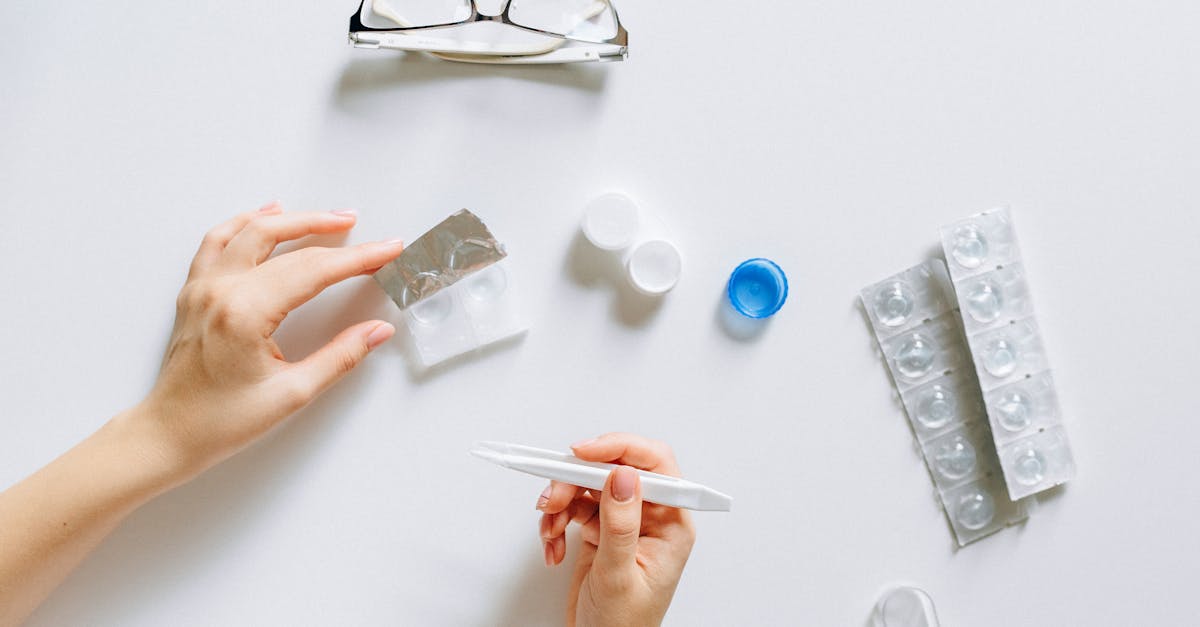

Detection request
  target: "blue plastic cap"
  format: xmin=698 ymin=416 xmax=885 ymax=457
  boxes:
xmin=727 ymin=258 xmax=788 ymax=319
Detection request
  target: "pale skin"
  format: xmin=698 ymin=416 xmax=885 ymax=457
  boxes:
xmin=537 ymin=434 xmax=697 ymax=627
xmin=0 ymin=204 xmax=697 ymax=626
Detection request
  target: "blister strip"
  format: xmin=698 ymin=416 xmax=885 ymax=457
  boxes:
xmin=862 ymin=260 xmax=1030 ymax=546
xmin=375 ymin=211 xmax=525 ymax=368
xmin=940 ymin=209 xmax=1076 ymax=500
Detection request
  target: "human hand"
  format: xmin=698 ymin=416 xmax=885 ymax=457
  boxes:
xmin=537 ymin=433 xmax=697 ymax=627
xmin=127 ymin=202 xmax=405 ymax=485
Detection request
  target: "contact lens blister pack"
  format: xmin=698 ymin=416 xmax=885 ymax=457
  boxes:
xmin=374 ymin=210 xmax=526 ymax=368
xmin=940 ymin=209 xmax=1076 ymax=500
xmin=862 ymin=260 xmax=1030 ymax=546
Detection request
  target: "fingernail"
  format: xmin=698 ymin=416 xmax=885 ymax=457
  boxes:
xmin=536 ymin=484 xmax=552 ymax=510
xmin=383 ymin=238 xmax=404 ymax=247
xmin=365 ymin=322 xmax=395 ymax=349
xmin=612 ymin=466 xmax=637 ymax=503
xmin=542 ymin=541 xmax=554 ymax=567
xmin=258 ymin=201 xmax=281 ymax=214
xmin=331 ymin=209 xmax=357 ymax=217
xmin=571 ymin=438 xmax=598 ymax=449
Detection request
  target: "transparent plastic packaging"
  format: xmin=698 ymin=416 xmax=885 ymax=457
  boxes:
xmin=941 ymin=208 xmax=1076 ymax=500
xmin=872 ymin=586 xmax=940 ymax=627
xmin=879 ymin=315 xmax=969 ymax=391
xmin=862 ymin=260 xmax=1029 ymax=546
xmin=375 ymin=211 xmax=526 ymax=368
xmin=967 ymin=319 xmax=1051 ymax=390
xmin=400 ymin=260 xmax=525 ymax=367
xmin=984 ymin=371 xmax=1062 ymax=444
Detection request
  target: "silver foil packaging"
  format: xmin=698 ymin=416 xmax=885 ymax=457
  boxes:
xmin=374 ymin=209 xmax=507 ymax=309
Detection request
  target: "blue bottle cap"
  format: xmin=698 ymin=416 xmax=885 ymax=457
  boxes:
xmin=727 ymin=258 xmax=788 ymax=318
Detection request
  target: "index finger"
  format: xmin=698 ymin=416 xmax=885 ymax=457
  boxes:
xmin=189 ymin=202 xmax=282 ymax=278
xmin=569 ymin=433 xmax=682 ymax=477
xmin=252 ymin=238 xmax=406 ymax=315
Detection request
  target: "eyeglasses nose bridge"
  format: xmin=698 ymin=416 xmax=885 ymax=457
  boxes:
xmin=471 ymin=0 xmax=514 ymax=19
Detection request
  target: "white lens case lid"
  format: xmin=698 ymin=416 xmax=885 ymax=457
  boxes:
xmin=581 ymin=192 xmax=682 ymax=295
xmin=627 ymin=239 xmax=682 ymax=295
xmin=582 ymin=193 xmax=641 ymax=250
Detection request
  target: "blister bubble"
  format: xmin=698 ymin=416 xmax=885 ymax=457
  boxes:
xmin=965 ymin=280 xmax=1004 ymax=323
xmin=951 ymin=225 xmax=989 ymax=269
xmin=1013 ymin=446 xmax=1047 ymax=486
xmin=409 ymin=290 xmax=453 ymax=326
xmin=893 ymin=334 xmax=936 ymax=379
xmin=916 ymin=385 xmax=957 ymax=429
xmin=873 ymin=281 xmax=915 ymax=327
xmin=956 ymin=488 xmax=996 ymax=530
xmin=996 ymin=390 xmax=1032 ymax=431
xmin=982 ymin=338 xmax=1018 ymax=377
xmin=933 ymin=436 xmax=977 ymax=480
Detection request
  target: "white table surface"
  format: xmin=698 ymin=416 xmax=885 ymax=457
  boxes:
xmin=3 ymin=2 xmax=1199 ymax=625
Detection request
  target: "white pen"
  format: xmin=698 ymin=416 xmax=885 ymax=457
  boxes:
xmin=469 ymin=441 xmax=733 ymax=512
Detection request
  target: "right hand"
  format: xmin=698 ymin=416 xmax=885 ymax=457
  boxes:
xmin=536 ymin=433 xmax=697 ymax=627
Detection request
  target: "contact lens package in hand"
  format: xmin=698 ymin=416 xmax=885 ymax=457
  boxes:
xmin=940 ymin=209 xmax=1076 ymax=500
xmin=374 ymin=210 xmax=526 ymax=368
xmin=862 ymin=260 xmax=1030 ymax=546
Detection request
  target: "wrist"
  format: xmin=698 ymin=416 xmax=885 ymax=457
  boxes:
xmin=102 ymin=402 xmax=198 ymax=500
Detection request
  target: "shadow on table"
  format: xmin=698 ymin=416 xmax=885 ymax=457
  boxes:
xmin=489 ymin=547 xmax=574 ymax=627
xmin=335 ymin=54 xmax=608 ymax=103
xmin=714 ymin=292 xmax=772 ymax=341
xmin=27 ymin=357 xmax=374 ymax=625
xmin=25 ymin=274 xmax=394 ymax=625
xmin=564 ymin=231 xmax=664 ymax=328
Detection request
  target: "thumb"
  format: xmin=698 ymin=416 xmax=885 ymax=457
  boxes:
xmin=594 ymin=465 xmax=642 ymax=577
xmin=286 ymin=320 xmax=394 ymax=401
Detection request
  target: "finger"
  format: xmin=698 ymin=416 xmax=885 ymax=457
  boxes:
xmin=570 ymin=433 xmax=682 ymax=476
xmin=189 ymin=202 xmax=281 ymax=277
xmin=592 ymin=466 xmax=642 ymax=577
xmin=537 ymin=481 xmax=584 ymax=514
xmin=550 ymin=534 xmax=567 ymax=566
xmin=254 ymin=239 xmax=405 ymax=315
xmin=278 ymin=320 xmax=394 ymax=405
xmin=581 ymin=516 xmax=601 ymax=547
xmin=219 ymin=210 xmax=358 ymax=269
xmin=541 ymin=496 xmax=600 ymax=541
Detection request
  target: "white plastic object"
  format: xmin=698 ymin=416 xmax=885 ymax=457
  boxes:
xmin=469 ymin=441 xmax=732 ymax=511
xmin=581 ymin=193 xmax=682 ymax=295
xmin=872 ymin=586 xmax=940 ymax=627
xmin=582 ymin=193 xmax=640 ymax=250
xmin=940 ymin=208 xmax=1076 ymax=500
xmin=403 ymin=260 xmax=526 ymax=368
xmin=862 ymin=260 xmax=1029 ymax=546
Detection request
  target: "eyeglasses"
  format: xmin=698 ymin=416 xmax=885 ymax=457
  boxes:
xmin=348 ymin=0 xmax=628 ymax=64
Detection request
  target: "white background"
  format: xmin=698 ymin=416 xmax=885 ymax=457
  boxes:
xmin=2 ymin=1 xmax=1199 ymax=625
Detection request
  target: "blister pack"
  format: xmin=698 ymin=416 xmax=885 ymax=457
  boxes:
xmin=862 ymin=260 xmax=1030 ymax=546
xmin=374 ymin=210 xmax=526 ymax=368
xmin=940 ymin=209 xmax=1076 ymax=500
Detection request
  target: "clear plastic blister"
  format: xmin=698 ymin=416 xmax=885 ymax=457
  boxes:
xmin=967 ymin=319 xmax=1051 ymax=390
xmin=956 ymin=263 xmax=1034 ymax=334
xmin=941 ymin=208 xmax=1076 ymax=500
xmin=984 ymin=371 xmax=1062 ymax=444
xmin=898 ymin=371 xmax=986 ymax=442
xmin=998 ymin=426 xmax=1075 ymax=494
xmin=860 ymin=260 xmax=954 ymax=339
xmin=402 ymin=260 xmax=525 ymax=367
xmin=863 ymin=260 xmax=1029 ymax=546
xmin=879 ymin=315 xmax=969 ymax=391
xmin=941 ymin=473 xmax=1030 ymax=545
xmin=939 ymin=210 xmax=1021 ymax=281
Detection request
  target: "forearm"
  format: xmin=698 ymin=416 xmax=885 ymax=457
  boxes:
xmin=0 ymin=406 xmax=179 ymax=625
